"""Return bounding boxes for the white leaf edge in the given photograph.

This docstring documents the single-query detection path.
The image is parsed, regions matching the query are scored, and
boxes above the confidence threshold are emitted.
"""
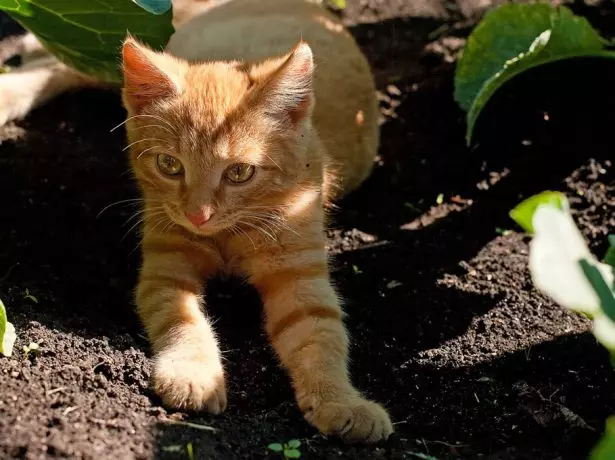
[1,321,16,357]
[529,203,615,350]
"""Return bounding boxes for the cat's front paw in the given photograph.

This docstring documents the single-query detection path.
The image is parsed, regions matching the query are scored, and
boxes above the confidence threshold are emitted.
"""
[153,349,227,414]
[302,395,393,443]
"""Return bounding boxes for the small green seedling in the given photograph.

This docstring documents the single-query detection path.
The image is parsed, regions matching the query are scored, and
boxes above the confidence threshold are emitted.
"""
[186,442,194,460]
[161,442,194,459]
[23,342,40,358]
[496,227,512,236]
[352,265,362,274]
[23,289,38,303]
[436,193,444,205]
[268,439,301,459]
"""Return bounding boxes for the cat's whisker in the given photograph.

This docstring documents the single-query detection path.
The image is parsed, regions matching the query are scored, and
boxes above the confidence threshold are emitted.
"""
[239,219,277,242]
[137,145,165,159]
[122,210,147,227]
[160,219,176,235]
[122,217,148,242]
[261,152,282,171]
[123,138,172,152]
[119,168,136,178]
[232,222,257,249]
[240,214,283,237]
[110,114,176,133]
[134,216,167,249]
[97,198,144,218]
[129,216,166,256]
[238,211,300,237]
[129,214,171,255]
[129,124,177,137]
[123,208,167,227]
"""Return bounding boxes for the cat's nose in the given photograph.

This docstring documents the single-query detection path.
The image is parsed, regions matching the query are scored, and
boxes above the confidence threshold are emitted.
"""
[185,207,214,228]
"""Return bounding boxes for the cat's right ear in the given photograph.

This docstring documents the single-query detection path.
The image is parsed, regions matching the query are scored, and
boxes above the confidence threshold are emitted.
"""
[122,37,187,114]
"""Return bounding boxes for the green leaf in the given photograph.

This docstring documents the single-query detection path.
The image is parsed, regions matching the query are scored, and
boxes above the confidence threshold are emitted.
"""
[287,440,301,449]
[509,191,568,234]
[0,0,174,82]
[24,288,38,303]
[454,3,615,144]
[284,449,301,459]
[0,298,16,357]
[268,443,284,452]
[604,235,615,269]
[0,299,6,349]
[580,259,615,323]
[23,341,40,358]
[591,416,615,460]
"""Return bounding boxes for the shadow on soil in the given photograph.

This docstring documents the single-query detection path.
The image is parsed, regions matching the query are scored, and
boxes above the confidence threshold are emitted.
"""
[153,332,615,459]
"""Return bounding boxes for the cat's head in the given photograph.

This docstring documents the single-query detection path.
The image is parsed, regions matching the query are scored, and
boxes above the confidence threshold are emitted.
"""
[121,37,318,236]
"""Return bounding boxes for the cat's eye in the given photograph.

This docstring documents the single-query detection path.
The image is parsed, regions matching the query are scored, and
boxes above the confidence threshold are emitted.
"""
[224,163,255,184]
[156,153,184,176]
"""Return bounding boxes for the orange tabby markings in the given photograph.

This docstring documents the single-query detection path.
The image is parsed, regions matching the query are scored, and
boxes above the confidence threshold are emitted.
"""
[120,0,392,443]
[268,305,343,343]
[252,262,327,299]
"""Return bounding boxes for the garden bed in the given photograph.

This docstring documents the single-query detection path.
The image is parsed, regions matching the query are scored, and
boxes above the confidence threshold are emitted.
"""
[0,0,614,458]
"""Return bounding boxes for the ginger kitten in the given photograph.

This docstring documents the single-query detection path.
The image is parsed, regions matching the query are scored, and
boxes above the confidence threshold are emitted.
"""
[123,0,392,443]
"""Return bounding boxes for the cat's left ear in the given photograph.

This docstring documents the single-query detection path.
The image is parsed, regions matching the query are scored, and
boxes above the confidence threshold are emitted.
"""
[256,41,314,127]
[122,36,187,114]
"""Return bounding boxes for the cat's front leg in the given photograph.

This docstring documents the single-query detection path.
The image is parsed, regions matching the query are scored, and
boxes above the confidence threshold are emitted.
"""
[137,234,226,413]
[246,240,393,443]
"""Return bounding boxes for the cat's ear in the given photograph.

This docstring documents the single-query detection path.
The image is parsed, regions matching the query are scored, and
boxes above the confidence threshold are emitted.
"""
[257,41,314,127]
[121,37,187,114]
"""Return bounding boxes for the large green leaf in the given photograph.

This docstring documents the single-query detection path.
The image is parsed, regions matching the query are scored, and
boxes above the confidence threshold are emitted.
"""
[0,0,174,82]
[455,4,615,144]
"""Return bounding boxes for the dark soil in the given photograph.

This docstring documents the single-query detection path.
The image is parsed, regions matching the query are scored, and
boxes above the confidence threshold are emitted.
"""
[1,1,615,459]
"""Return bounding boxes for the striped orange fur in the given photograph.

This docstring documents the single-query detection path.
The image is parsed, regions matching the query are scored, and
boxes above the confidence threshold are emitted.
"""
[121,0,392,443]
